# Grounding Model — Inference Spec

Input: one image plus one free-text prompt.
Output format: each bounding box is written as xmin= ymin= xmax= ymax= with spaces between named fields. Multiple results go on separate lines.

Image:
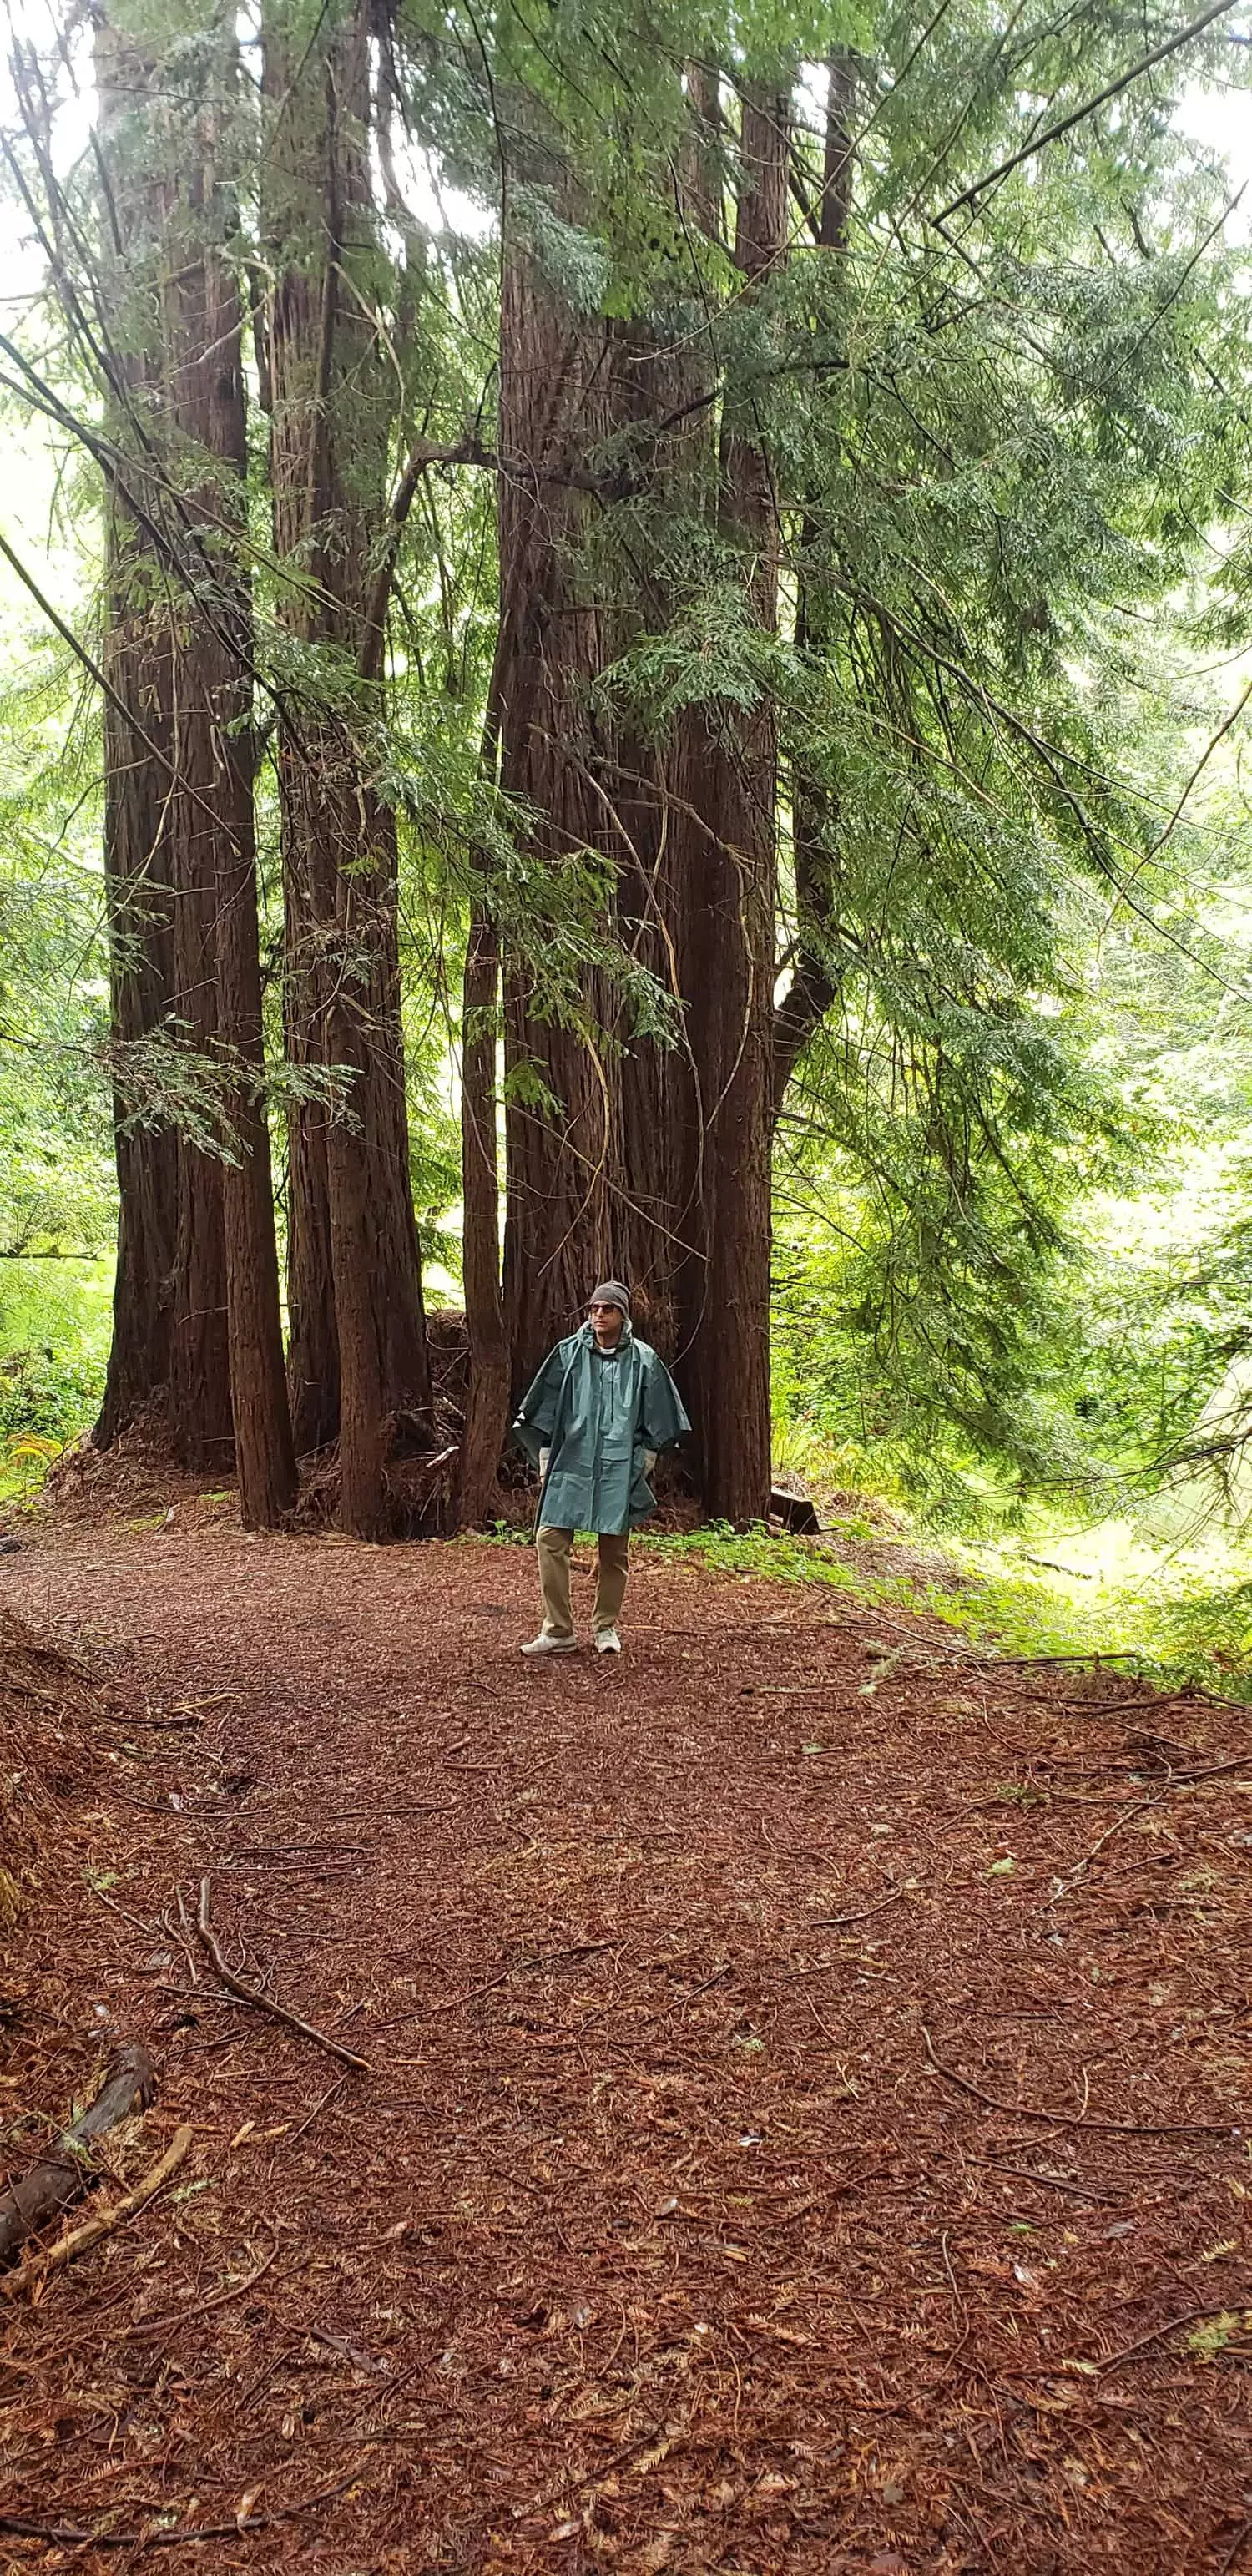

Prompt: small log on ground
xmin=0 ymin=2042 xmax=157 ymax=2266
xmin=1 ymin=2123 xmax=191 ymax=2301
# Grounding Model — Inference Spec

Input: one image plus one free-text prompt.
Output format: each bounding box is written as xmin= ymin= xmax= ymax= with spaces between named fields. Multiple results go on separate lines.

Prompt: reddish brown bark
xmin=90 ymin=13 xmax=204 ymax=1461
xmin=165 ymin=741 xmax=233 ymax=1472
xmin=263 ymin=0 xmax=431 ymax=1531
xmin=680 ymin=86 xmax=789 ymax=1526
xmin=159 ymin=76 xmax=296 ymax=1523
xmin=496 ymin=83 xmax=785 ymax=1523
xmin=596 ymin=83 xmax=785 ymax=1520
xmin=283 ymin=876 xmax=339 ymax=1457
xmin=456 ymin=899 xmax=510 ymax=1528
xmin=497 ymin=184 xmax=622 ymax=1389
xmin=602 ymin=189 xmax=723 ymax=1378
xmin=88 ymin=8 xmax=295 ymax=1515
xmin=93 ymin=586 xmax=179 ymax=1451
xmin=774 ymin=54 xmax=856 ymax=1116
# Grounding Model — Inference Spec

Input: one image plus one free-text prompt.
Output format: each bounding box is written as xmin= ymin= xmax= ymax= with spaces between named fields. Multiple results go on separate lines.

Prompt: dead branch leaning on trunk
xmin=0 ymin=2041 xmax=157 ymax=2268
xmin=195 ymin=1876 xmax=371 ymax=2069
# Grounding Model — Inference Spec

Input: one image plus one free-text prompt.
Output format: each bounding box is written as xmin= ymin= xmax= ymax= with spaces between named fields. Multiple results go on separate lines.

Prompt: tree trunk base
xmin=295 ymin=1442 xmax=459 ymax=1538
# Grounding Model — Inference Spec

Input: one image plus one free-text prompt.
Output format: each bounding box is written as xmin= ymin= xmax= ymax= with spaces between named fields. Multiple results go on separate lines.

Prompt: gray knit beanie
xmin=588 ymin=1280 xmax=631 ymax=1316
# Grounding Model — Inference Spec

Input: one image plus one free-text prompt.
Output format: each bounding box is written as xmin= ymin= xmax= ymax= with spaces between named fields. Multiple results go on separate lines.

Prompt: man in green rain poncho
xmin=512 ymin=1282 xmax=690 ymax=1656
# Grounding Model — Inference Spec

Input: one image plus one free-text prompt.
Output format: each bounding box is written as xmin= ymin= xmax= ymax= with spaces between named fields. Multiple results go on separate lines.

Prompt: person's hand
xmin=644 ymin=1449 xmax=658 ymax=1474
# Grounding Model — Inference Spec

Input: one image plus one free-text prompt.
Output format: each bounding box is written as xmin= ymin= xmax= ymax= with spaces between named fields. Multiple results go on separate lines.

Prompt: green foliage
xmin=3 ymin=0 xmax=1252 ymax=1604
xmin=0 ymin=1257 xmax=112 ymax=1467
xmin=639 ymin=1514 xmax=1252 ymax=1706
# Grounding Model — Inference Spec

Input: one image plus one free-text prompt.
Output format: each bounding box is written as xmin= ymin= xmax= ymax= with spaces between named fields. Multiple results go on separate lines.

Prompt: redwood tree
xmin=678 ymin=83 xmax=789 ymax=1523
xmin=91 ymin=9 xmax=235 ymax=1472
xmin=457 ymin=893 xmax=510 ymax=1525
xmin=159 ymin=53 xmax=296 ymax=1522
xmin=495 ymin=76 xmax=786 ymax=1519
xmin=93 ymin=572 xmax=179 ymax=1453
xmin=83 ymin=7 xmax=297 ymax=1517
xmin=496 ymin=167 xmax=623 ymax=1386
xmin=262 ymin=0 xmax=432 ymax=1532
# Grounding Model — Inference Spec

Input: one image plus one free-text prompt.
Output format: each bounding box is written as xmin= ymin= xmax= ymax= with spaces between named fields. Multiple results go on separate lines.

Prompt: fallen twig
xmin=991 ymin=1650 xmax=1146 ymax=1669
xmin=86 ymin=1885 xmax=159 ymax=1941
xmin=969 ymin=2154 xmax=1125 ymax=2205
xmin=1054 ymin=1793 xmax=1166 ymax=1891
xmin=119 ymin=2236 xmax=277 ymax=2339
xmin=0 ymin=2467 xmax=363 ymax=2550
xmin=1048 ymin=1749 xmax=1252 ymax=1885
xmin=810 ymin=1887 xmax=907 ymax=1929
xmin=0 ymin=2043 xmax=157 ymax=2267
xmin=172 ymin=1883 xmax=199 ymax=1984
xmin=1095 ymin=2299 xmax=1252 ymax=2376
xmin=1 ymin=2124 xmax=192 ymax=2301
xmin=428 ymin=1966 xmax=513 ymax=2016
xmin=1219 ymin=2518 xmax=1252 ymax=2575
xmin=286 ymin=2074 xmax=349 ymax=2145
xmin=1169 ymin=1750 xmax=1252 ymax=1786
xmin=921 ymin=2024 xmax=1229 ymax=2137
xmin=636 ymin=1965 xmax=733 ymax=2027
xmin=195 ymin=1877 xmax=371 ymax=2070
xmin=427 ymin=1937 xmax=607 ymax=2018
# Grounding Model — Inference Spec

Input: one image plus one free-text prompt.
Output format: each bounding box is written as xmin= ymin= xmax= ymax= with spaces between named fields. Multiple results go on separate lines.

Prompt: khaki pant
xmin=537 ymin=1526 xmax=629 ymax=1639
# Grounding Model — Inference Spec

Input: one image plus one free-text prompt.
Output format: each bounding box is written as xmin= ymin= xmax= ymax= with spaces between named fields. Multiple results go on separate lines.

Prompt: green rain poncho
xmin=512 ymin=1321 xmax=690 ymax=1535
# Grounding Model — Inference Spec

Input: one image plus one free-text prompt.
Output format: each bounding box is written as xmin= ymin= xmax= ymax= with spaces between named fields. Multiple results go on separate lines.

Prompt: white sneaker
xmin=521 ymin=1631 xmax=578 ymax=1656
xmin=595 ymin=1626 xmax=622 ymax=1654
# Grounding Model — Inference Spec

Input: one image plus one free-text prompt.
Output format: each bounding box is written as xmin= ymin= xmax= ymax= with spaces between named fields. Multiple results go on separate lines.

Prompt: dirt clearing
xmin=0 ymin=1516 xmax=1249 ymax=2571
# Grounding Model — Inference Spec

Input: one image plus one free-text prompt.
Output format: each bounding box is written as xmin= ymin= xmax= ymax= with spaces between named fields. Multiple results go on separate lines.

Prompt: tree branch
xmin=936 ymin=0 xmax=1240 ymax=224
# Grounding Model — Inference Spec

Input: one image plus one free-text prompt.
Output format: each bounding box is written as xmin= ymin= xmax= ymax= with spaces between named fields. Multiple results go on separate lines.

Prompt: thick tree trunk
xmin=90 ymin=11 xmax=204 ymax=1461
xmin=457 ymin=901 xmax=510 ymax=1526
xmin=92 ymin=8 xmax=295 ymax=1514
xmin=605 ymin=724 xmax=698 ymax=1365
xmin=114 ymin=29 xmax=294 ymax=1518
xmin=94 ymin=610 xmax=179 ymax=1449
xmin=262 ymin=0 xmax=431 ymax=1531
xmin=496 ymin=79 xmax=785 ymax=1523
xmin=497 ymin=174 xmax=623 ymax=1392
xmin=680 ymin=85 xmax=789 ymax=1523
xmin=603 ymin=245 xmax=721 ymax=1375
xmin=164 ymin=170 xmax=295 ymax=1520
xmin=166 ymin=770 xmax=233 ymax=1468
xmin=93 ymin=8 xmax=177 ymax=1452
xmin=774 ymin=54 xmax=855 ymax=1116
xmin=282 ymin=835 xmax=339 ymax=1456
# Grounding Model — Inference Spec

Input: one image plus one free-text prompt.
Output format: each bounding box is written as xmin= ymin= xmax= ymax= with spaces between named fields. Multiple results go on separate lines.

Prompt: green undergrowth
xmin=634 ymin=1517 xmax=1252 ymax=1707
xmin=0 ymin=1259 xmax=112 ymax=1503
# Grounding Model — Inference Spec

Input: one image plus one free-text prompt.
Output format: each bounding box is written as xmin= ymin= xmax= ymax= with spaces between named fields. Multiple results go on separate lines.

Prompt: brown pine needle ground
xmin=1 ymin=1509 xmax=1250 ymax=2570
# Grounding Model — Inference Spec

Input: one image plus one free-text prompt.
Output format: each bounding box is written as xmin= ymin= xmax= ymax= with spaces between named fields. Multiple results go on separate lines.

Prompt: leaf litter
xmin=0 ymin=1517 xmax=1250 ymax=2568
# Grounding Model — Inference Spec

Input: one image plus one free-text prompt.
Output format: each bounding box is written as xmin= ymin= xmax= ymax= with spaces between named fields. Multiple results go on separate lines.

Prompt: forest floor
xmin=1 ymin=1503 xmax=1251 ymax=2573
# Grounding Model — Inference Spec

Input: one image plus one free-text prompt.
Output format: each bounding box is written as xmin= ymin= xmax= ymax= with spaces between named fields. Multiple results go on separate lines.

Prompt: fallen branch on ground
xmin=991 ymin=1651 xmax=1145 ymax=1669
xmin=1095 ymin=2298 xmax=1252 ymax=2375
xmin=119 ymin=2235 xmax=277 ymax=2339
xmin=0 ymin=2124 xmax=192 ymax=2300
xmin=1053 ymin=1751 xmax=1252 ymax=1888
xmin=0 ymin=2467 xmax=364 ymax=2550
xmin=970 ymin=2154 xmax=1126 ymax=2205
xmin=195 ymin=1877 xmax=371 ymax=2070
xmin=810 ymin=1887 xmax=907 ymax=1928
xmin=921 ymin=2023 xmax=1230 ymax=2137
xmin=1053 ymin=1792 xmax=1167 ymax=1892
xmin=0 ymin=2042 xmax=157 ymax=2267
